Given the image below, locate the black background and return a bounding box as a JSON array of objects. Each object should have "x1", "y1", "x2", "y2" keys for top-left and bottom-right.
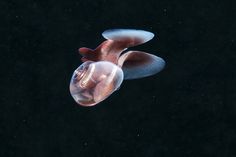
[{"x1": 1, "y1": 0, "x2": 236, "y2": 156}]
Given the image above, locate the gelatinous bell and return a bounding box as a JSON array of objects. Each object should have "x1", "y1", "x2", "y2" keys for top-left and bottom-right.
[{"x1": 69, "y1": 61, "x2": 124, "y2": 106}]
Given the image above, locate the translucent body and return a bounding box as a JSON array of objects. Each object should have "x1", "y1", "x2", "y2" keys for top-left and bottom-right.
[
  {"x1": 70, "y1": 61, "x2": 123, "y2": 106},
  {"x1": 70, "y1": 29, "x2": 165, "y2": 106}
]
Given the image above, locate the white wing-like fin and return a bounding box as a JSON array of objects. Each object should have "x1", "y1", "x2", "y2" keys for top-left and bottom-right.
[
  {"x1": 118, "y1": 51, "x2": 165, "y2": 80},
  {"x1": 102, "y1": 29, "x2": 154, "y2": 47}
]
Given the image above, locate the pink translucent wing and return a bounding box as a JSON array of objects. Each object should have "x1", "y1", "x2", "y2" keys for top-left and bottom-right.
[
  {"x1": 78, "y1": 29, "x2": 154, "y2": 64},
  {"x1": 118, "y1": 51, "x2": 165, "y2": 80},
  {"x1": 102, "y1": 29, "x2": 154, "y2": 47}
]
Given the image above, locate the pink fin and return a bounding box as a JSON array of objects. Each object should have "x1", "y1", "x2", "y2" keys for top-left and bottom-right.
[
  {"x1": 78, "y1": 29, "x2": 155, "y2": 64},
  {"x1": 78, "y1": 47, "x2": 98, "y2": 62}
]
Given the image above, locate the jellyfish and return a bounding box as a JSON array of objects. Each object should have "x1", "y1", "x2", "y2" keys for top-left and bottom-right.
[{"x1": 69, "y1": 29, "x2": 165, "y2": 106}]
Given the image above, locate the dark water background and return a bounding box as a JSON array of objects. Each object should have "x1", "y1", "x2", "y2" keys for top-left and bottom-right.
[{"x1": 1, "y1": 0, "x2": 236, "y2": 156}]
